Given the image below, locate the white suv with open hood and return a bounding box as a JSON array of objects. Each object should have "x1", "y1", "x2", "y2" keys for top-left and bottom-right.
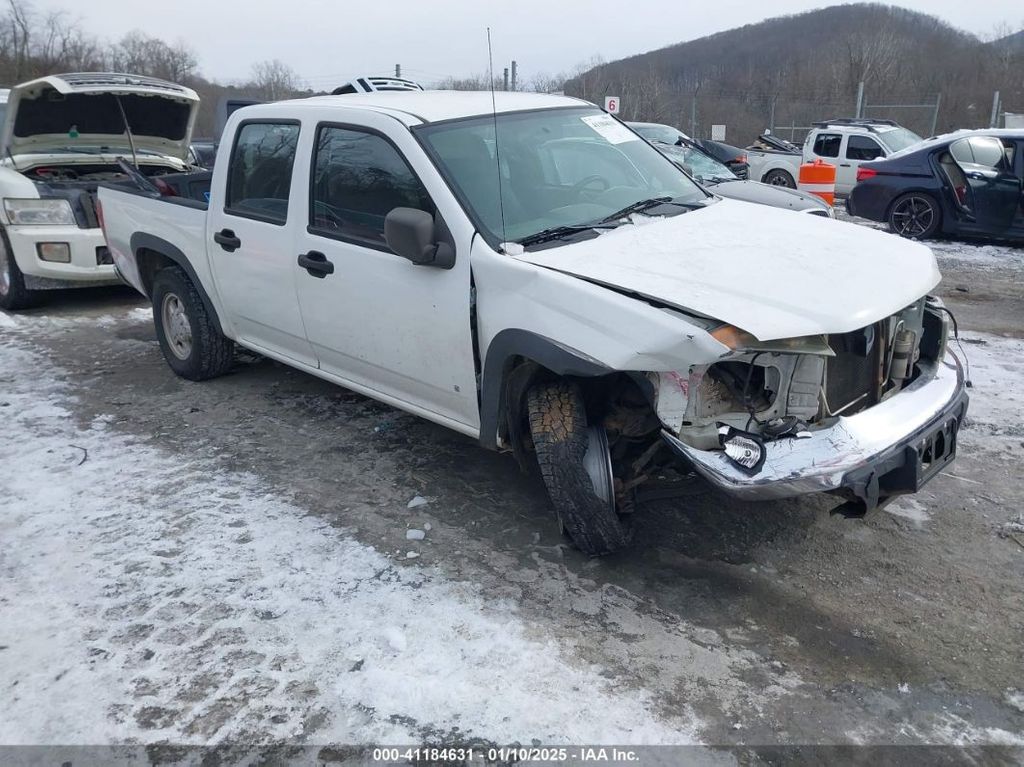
[{"x1": 0, "y1": 73, "x2": 199, "y2": 309}]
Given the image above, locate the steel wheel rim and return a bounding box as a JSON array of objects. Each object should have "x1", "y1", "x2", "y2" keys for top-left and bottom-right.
[
  {"x1": 582, "y1": 425, "x2": 616, "y2": 514},
  {"x1": 0, "y1": 242, "x2": 10, "y2": 297},
  {"x1": 161, "y1": 293, "x2": 192, "y2": 360},
  {"x1": 891, "y1": 196, "x2": 934, "y2": 237},
  {"x1": 767, "y1": 172, "x2": 792, "y2": 187}
]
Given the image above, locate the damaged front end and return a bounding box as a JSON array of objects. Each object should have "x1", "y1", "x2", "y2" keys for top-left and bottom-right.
[{"x1": 654, "y1": 296, "x2": 969, "y2": 510}]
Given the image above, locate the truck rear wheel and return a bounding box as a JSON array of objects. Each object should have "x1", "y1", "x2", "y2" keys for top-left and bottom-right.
[
  {"x1": 763, "y1": 169, "x2": 796, "y2": 188},
  {"x1": 151, "y1": 266, "x2": 234, "y2": 381},
  {"x1": 0, "y1": 230, "x2": 41, "y2": 311},
  {"x1": 527, "y1": 381, "x2": 631, "y2": 556}
]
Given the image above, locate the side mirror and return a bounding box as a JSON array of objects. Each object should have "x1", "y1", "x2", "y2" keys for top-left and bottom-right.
[{"x1": 384, "y1": 207, "x2": 455, "y2": 269}]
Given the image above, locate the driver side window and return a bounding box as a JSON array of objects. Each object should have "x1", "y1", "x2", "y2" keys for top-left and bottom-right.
[{"x1": 310, "y1": 125, "x2": 433, "y2": 249}]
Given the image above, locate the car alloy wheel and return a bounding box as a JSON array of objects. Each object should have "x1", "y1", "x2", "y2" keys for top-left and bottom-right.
[
  {"x1": 0, "y1": 243, "x2": 10, "y2": 297},
  {"x1": 890, "y1": 195, "x2": 936, "y2": 238}
]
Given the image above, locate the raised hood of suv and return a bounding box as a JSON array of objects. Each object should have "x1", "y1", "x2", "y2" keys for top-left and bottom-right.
[
  {"x1": 2, "y1": 73, "x2": 199, "y2": 161},
  {"x1": 513, "y1": 199, "x2": 941, "y2": 341}
]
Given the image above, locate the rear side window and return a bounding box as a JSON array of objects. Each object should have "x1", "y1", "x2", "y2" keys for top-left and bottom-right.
[
  {"x1": 950, "y1": 136, "x2": 1012, "y2": 170},
  {"x1": 310, "y1": 125, "x2": 433, "y2": 248},
  {"x1": 846, "y1": 135, "x2": 883, "y2": 161},
  {"x1": 226, "y1": 122, "x2": 300, "y2": 225},
  {"x1": 812, "y1": 133, "x2": 841, "y2": 158}
]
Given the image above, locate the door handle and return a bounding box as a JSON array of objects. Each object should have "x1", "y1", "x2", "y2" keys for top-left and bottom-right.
[
  {"x1": 839, "y1": 163, "x2": 851, "y2": 168},
  {"x1": 297, "y1": 250, "x2": 335, "y2": 278},
  {"x1": 213, "y1": 229, "x2": 241, "y2": 252}
]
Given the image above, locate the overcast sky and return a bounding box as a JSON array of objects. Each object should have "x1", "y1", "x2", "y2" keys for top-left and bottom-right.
[{"x1": 32, "y1": 0, "x2": 1024, "y2": 87}]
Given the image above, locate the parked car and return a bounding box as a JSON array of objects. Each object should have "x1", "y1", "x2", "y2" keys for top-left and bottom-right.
[
  {"x1": 188, "y1": 140, "x2": 218, "y2": 169},
  {"x1": 627, "y1": 121, "x2": 691, "y2": 146},
  {"x1": 99, "y1": 91, "x2": 967, "y2": 556},
  {"x1": 746, "y1": 118, "x2": 924, "y2": 193},
  {"x1": 696, "y1": 138, "x2": 749, "y2": 179},
  {"x1": 848, "y1": 129, "x2": 1024, "y2": 241},
  {"x1": 653, "y1": 141, "x2": 833, "y2": 216},
  {"x1": 0, "y1": 72, "x2": 199, "y2": 310}
]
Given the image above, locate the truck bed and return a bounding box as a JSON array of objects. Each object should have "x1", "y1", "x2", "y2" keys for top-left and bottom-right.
[{"x1": 98, "y1": 180, "x2": 214, "y2": 299}]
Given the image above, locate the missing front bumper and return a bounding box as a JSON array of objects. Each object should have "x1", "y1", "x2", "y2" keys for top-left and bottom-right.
[{"x1": 661, "y1": 352, "x2": 968, "y2": 507}]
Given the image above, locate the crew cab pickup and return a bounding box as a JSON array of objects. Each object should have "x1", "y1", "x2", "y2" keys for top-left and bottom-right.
[
  {"x1": 747, "y1": 119, "x2": 924, "y2": 194},
  {"x1": 0, "y1": 73, "x2": 198, "y2": 309},
  {"x1": 98, "y1": 92, "x2": 968, "y2": 555}
]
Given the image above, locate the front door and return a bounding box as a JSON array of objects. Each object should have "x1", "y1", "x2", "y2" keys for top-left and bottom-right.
[
  {"x1": 948, "y1": 135, "x2": 1021, "y2": 235},
  {"x1": 840, "y1": 134, "x2": 885, "y2": 194},
  {"x1": 292, "y1": 118, "x2": 479, "y2": 432},
  {"x1": 207, "y1": 120, "x2": 316, "y2": 366}
]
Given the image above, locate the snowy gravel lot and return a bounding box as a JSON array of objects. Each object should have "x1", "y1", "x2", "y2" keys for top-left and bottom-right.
[{"x1": 1, "y1": 218, "x2": 1023, "y2": 757}]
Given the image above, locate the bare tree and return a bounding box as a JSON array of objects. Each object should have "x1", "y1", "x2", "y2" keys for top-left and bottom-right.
[{"x1": 249, "y1": 59, "x2": 301, "y2": 100}]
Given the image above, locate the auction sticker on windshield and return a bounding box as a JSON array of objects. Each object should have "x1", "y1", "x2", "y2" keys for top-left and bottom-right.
[{"x1": 581, "y1": 114, "x2": 638, "y2": 144}]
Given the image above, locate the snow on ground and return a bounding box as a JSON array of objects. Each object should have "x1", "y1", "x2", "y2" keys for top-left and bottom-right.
[
  {"x1": 0, "y1": 339, "x2": 696, "y2": 745},
  {"x1": 954, "y1": 333, "x2": 1024, "y2": 447}
]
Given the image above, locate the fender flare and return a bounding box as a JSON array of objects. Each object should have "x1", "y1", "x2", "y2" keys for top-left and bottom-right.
[
  {"x1": 478, "y1": 328, "x2": 611, "y2": 451},
  {"x1": 130, "y1": 232, "x2": 225, "y2": 336}
]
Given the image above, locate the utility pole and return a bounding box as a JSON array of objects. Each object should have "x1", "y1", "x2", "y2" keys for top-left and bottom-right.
[
  {"x1": 503, "y1": 67, "x2": 509, "y2": 91},
  {"x1": 511, "y1": 60, "x2": 518, "y2": 91},
  {"x1": 930, "y1": 92, "x2": 942, "y2": 136},
  {"x1": 769, "y1": 94, "x2": 778, "y2": 132},
  {"x1": 395, "y1": 64, "x2": 401, "y2": 78},
  {"x1": 690, "y1": 92, "x2": 698, "y2": 138},
  {"x1": 854, "y1": 81, "x2": 864, "y2": 119},
  {"x1": 989, "y1": 90, "x2": 1001, "y2": 129}
]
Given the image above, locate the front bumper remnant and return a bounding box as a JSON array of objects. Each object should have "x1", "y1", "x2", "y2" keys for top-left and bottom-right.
[{"x1": 661, "y1": 353, "x2": 968, "y2": 507}]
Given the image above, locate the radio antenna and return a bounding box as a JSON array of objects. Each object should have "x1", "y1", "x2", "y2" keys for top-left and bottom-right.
[{"x1": 487, "y1": 27, "x2": 508, "y2": 250}]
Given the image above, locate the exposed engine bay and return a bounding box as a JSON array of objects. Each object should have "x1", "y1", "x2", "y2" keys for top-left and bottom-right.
[
  {"x1": 22, "y1": 162, "x2": 179, "y2": 185},
  {"x1": 19, "y1": 162, "x2": 182, "y2": 229},
  {"x1": 652, "y1": 297, "x2": 950, "y2": 451}
]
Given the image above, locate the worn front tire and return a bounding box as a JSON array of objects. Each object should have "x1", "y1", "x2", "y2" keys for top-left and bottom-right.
[
  {"x1": 0, "y1": 229, "x2": 42, "y2": 311},
  {"x1": 151, "y1": 266, "x2": 234, "y2": 381},
  {"x1": 527, "y1": 381, "x2": 630, "y2": 556}
]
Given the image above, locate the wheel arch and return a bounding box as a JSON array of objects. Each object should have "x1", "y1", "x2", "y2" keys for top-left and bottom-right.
[
  {"x1": 129, "y1": 232, "x2": 225, "y2": 336},
  {"x1": 478, "y1": 329, "x2": 613, "y2": 457}
]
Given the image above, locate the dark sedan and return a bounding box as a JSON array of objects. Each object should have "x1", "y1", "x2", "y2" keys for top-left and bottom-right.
[
  {"x1": 696, "y1": 138, "x2": 749, "y2": 180},
  {"x1": 847, "y1": 129, "x2": 1024, "y2": 241}
]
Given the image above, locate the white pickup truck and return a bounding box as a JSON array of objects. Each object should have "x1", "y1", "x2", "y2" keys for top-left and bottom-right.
[
  {"x1": 98, "y1": 92, "x2": 968, "y2": 555},
  {"x1": 747, "y1": 119, "x2": 924, "y2": 194},
  {"x1": 0, "y1": 73, "x2": 198, "y2": 309}
]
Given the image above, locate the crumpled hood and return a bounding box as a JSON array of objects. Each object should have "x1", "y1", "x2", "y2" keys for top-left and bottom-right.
[
  {"x1": 513, "y1": 198, "x2": 941, "y2": 341},
  {"x1": 2, "y1": 73, "x2": 199, "y2": 161}
]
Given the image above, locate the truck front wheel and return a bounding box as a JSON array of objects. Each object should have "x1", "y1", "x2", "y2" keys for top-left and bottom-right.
[
  {"x1": 0, "y1": 230, "x2": 41, "y2": 311},
  {"x1": 527, "y1": 381, "x2": 631, "y2": 556},
  {"x1": 151, "y1": 266, "x2": 234, "y2": 381}
]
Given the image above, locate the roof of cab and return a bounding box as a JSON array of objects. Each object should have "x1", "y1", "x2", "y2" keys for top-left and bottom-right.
[{"x1": 278, "y1": 90, "x2": 592, "y2": 125}]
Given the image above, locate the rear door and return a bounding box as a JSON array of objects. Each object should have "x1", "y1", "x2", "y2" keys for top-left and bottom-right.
[
  {"x1": 207, "y1": 120, "x2": 316, "y2": 365},
  {"x1": 948, "y1": 135, "x2": 1020, "y2": 234},
  {"x1": 291, "y1": 112, "x2": 480, "y2": 432}
]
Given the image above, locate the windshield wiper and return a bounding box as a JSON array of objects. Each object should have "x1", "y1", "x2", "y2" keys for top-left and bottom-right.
[
  {"x1": 598, "y1": 196, "x2": 704, "y2": 225},
  {"x1": 518, "y1": 222, "x2": 618, "y2": 247}
]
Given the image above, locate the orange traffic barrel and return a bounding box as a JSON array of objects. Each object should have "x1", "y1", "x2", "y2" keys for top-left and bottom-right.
[{"x1": 798, "y1": 159, "x2": 836, "y2": 206}]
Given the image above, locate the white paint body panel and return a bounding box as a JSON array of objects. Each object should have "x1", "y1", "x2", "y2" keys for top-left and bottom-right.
[{"x1": 512, "y1": 199, "x2": 940, "y2": 342}]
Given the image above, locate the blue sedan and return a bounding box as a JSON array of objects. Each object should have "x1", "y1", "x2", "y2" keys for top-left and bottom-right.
[{"x1": 847, "y1": 129, "x2": 1024, "y2": 242}]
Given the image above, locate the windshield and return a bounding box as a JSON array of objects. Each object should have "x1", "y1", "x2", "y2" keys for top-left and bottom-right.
[
  {"x1": 654, "y1": 142, "x2": 737, "y2": 184},
  {"x1": 418, "y1": 107, "x2": 709, "y2": 246},
  {"x1": 878, "y1": 126, "x2": 923, "y2": 152}
]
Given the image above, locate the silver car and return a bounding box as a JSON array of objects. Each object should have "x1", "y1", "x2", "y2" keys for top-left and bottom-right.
[{"x1": 654, "y1": 141, "x2": 835, "y2": 217}]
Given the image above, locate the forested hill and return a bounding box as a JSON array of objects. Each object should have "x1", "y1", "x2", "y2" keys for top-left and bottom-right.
[{"x1": 565, "y1": 3, "x2": 1023, "y2": 143}]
